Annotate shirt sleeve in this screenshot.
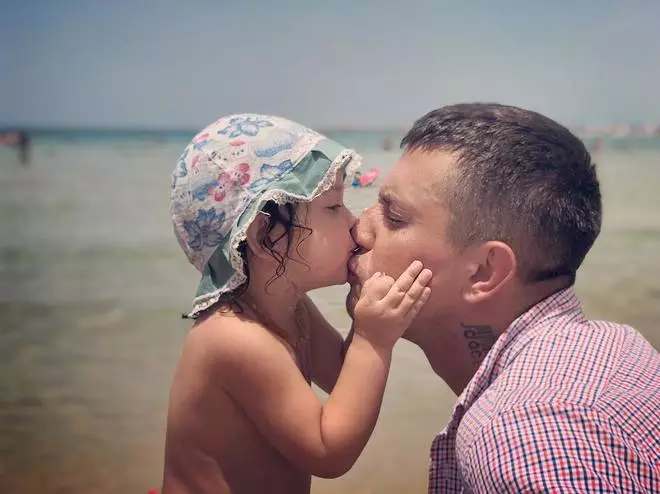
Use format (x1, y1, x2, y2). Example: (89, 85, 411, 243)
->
(459, 403, 657, 493)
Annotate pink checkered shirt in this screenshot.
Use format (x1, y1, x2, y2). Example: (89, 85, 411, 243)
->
(429, 287, 660, 493)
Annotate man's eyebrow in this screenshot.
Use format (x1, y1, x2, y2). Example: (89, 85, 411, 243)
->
(378, 188, 394, 204)
(378, 188, 405, 208)
(379, 188, 419, 217)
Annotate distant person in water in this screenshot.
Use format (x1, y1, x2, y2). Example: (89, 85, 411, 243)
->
(0, 130, 30, 165)
(347, 103, 660, 492)
(163, 114, 432, 494)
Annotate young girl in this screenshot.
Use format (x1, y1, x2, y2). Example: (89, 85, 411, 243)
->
(164, 115, 432, 494)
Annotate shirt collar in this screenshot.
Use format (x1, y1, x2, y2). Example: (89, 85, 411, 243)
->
(455, 286, 583, 412)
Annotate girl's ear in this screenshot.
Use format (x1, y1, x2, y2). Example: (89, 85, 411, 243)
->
(245, 211, 273, 260)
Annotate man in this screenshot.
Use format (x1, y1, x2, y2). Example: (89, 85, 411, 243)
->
(347, 103, 659, 492)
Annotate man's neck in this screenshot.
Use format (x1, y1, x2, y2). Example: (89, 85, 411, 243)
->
(412, 277, 573, 396)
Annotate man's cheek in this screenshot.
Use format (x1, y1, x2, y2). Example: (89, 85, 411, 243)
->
(374, 252, 414, 279)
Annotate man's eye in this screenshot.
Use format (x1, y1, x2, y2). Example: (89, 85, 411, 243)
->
(384, 213, 406, 229)
(379, 203, 405, 228)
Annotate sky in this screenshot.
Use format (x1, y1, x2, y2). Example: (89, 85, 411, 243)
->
(1, 0, 659, 129)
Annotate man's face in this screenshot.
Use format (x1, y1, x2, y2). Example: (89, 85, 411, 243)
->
(348, 150, 470, 335)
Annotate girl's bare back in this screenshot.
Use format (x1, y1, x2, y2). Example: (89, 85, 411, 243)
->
(162, 310, 312, 494)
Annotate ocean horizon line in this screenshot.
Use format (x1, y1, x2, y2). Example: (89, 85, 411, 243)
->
(2, 124, 659, 141)
(0, 124, 409, 135)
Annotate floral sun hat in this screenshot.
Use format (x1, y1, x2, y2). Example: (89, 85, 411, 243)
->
(170, 114, 362, 317)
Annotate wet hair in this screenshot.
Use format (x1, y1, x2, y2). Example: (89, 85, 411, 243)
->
(401, 103, 602, 284)
(185, 200, 312, 320)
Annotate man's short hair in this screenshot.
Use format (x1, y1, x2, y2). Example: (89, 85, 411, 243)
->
(401, 103, 602, 283)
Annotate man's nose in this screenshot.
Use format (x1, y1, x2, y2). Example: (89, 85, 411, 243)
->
(351, 205, 376, 252)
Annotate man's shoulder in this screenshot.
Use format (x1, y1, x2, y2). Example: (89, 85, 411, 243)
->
(456, 399, 659, 493)
(492, 318, 653, 405)
(458, 319, 659, 452)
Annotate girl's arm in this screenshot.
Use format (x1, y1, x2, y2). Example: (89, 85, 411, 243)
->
(216, 261, 431, 478)
(301, 295, 346, 394)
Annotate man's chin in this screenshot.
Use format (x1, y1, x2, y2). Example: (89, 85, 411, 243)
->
(345, 283, 360, 319)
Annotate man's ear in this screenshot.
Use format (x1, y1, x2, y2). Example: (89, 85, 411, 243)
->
(462, 241, 516, 303)
(245, 212, 273, 260)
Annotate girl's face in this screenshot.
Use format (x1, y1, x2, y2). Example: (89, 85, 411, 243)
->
(281, 170, 358, 292)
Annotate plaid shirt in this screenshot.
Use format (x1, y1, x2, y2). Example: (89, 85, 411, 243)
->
(429, 287, 660, 493)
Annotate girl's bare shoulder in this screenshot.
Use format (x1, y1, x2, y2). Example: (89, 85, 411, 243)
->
(183, 309, 295, 375)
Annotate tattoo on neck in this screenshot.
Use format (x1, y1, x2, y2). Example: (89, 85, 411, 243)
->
(461, 324, 496, 364)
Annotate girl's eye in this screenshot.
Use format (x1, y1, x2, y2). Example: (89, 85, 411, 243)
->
(328, 204, 343, 211)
